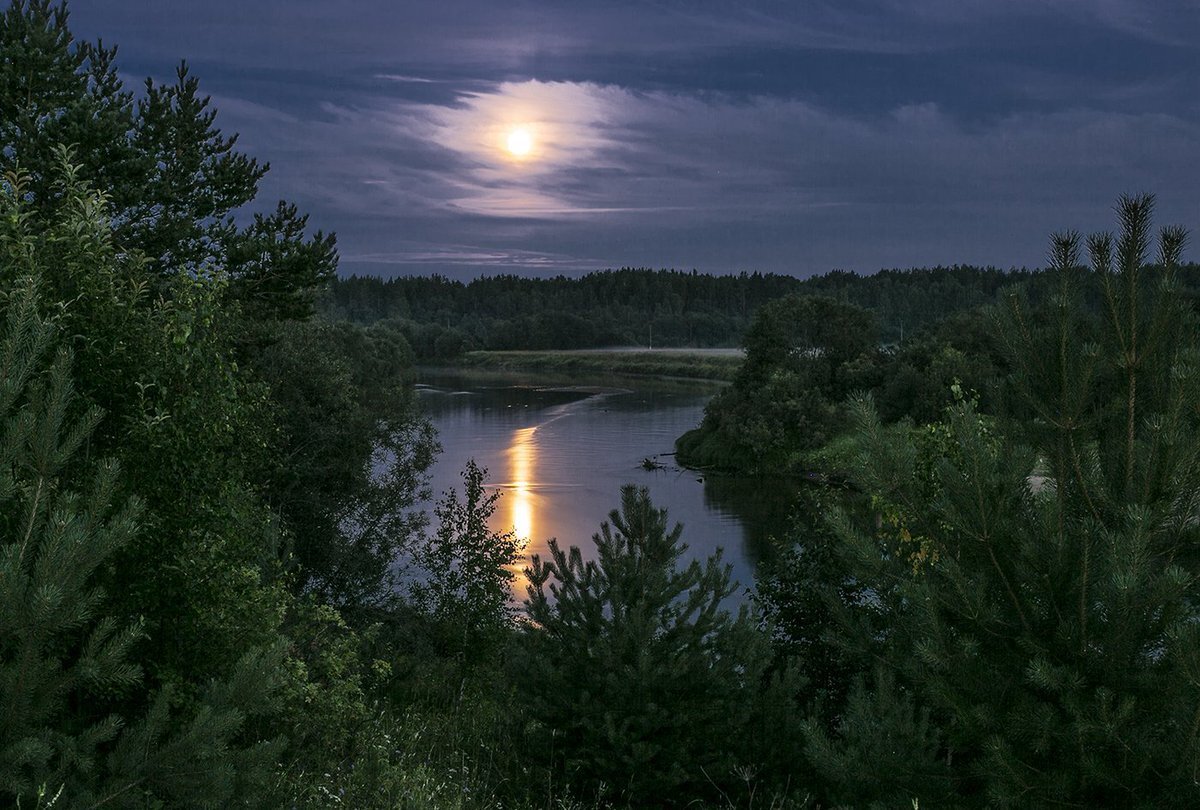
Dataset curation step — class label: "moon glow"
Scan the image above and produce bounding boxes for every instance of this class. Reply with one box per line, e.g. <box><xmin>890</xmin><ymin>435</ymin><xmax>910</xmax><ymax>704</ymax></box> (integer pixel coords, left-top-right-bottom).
<box><xmin>505</xmin><ymin>127</ymin><xmax>534</xmax><ymax>158</ymax></box>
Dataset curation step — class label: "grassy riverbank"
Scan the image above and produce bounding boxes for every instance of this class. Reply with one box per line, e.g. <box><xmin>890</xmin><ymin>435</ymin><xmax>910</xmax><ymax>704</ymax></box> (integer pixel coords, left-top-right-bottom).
<box><xmin>452</xmin><ymin>349</ymin><xmax>744</xmax><ymax>382</ymax></box>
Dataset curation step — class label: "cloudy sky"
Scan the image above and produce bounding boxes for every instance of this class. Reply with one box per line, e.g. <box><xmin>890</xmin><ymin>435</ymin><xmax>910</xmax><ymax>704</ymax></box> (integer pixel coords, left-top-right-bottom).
<box><xmin>70</xmin><ymin>1</ymin><xmax>1199</xmax><ymax>279</ymax></box>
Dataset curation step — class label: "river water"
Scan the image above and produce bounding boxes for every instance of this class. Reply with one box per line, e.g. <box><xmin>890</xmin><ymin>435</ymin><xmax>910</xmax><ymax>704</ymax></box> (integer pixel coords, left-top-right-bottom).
<box><xmin>415</xmin><ymin>370</ymin><xmax>796</xmax><ymax>603</ymax></box>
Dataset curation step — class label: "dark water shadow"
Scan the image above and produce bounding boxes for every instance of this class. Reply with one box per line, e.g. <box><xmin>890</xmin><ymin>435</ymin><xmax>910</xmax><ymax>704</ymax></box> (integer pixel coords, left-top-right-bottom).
<box><xmin>701</xmin><ymin>474</ymin><xmax>801</xmax><ymax>570</ymax></box>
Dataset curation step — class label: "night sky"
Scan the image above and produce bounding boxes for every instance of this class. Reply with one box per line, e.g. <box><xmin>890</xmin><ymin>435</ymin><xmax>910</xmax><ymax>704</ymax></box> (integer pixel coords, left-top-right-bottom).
<box><xmin>69</xmin><ymin>1</ymin><xmax>1200</xmax><ymax>279</ymax></box>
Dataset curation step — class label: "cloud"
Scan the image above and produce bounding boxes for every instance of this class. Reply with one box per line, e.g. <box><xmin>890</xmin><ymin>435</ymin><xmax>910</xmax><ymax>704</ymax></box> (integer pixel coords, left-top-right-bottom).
<box><xmin>214</xmin><ymin>71</ymin><xmax>1198</xmax><ymax>276</ymax></box>
<box><xmin>340</xmin><ymin>242</ymin><xmax>607</xmax><ymax>272</ymax></box>
<box><xmin>69</xmin><ymin>1</ymin><xmax>1200</xmax><ymax>278</ymax></box>
<box><xmin>375</xmin><ymin>74</ymin><xmax>440</xmax><ymax>84</ymax></box>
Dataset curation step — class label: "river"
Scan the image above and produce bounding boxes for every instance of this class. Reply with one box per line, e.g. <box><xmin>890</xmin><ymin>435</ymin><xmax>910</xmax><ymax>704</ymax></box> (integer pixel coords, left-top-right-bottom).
<box><xmin>415</xmin><ymin>369</ymin><xmax>795</xmax><ymax>603</ymax></box>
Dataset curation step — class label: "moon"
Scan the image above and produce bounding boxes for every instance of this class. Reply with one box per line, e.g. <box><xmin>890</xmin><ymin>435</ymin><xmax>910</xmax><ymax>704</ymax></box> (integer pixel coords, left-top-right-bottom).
<box><xmin>506</xmin><ymin>127</ymin><xmax>534</xmax><ymax>158</ymax></box>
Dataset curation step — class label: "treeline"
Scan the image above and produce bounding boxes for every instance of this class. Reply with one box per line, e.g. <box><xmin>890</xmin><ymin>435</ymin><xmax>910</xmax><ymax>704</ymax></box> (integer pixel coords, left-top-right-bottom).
<box><xmin>325</xmin><ymin>265</ymin><xmax>1031</xmax><ymax>358</ymax></box>
<box><xmin>677</xmin><ymin>296</ymin><xmax>1008</xmax><ymax>473</ymax></box>
<box><xmin>679</xmin><ymin>259</ymin><xmax>1200</xmax><ymax>474</ymax></box>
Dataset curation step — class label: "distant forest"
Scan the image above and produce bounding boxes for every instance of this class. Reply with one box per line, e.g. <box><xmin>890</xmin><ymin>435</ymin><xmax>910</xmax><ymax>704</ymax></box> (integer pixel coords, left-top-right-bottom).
<box><xmin>325</xmin><ymin>264</ymin><xmax>1200</xmax><ymax>358</ymax></box>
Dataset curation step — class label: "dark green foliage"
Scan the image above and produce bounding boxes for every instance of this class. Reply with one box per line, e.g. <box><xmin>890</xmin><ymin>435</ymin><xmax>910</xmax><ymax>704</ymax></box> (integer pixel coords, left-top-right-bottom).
<box><xmin>818</xmin><ymin>196</ymin><xmax>1200</xmax><ymax>807</ymax></box>
<box><xmin>0</xmin><ymin>277</ymin><xmax>137</xmax><ymax>800</ymax></box>
<box><xmin>1</xmin><ymin>161</ymin><xmax>290</xmax><ymax>691</ymax></box>
<box><xmin>327</xmin><ymin>265</ymin><xmax>1032</xmax><ymax>354</ymax></box>
<box><xmin>3</xmin><ymin>4</ymin><xmax>441</xmax><ymax>805</ymax></box>
<box><xmin>873</xmin><ymin>308</ymin><xmax>1009</xmax><ymax>425</ymax></box>
<box><xmin>227</xmin><ymin>201</ymin><xmax>337</xmax><ymax>323</ymax></box>
<box><xmin>0</xmin><ymin>278</ymin><xmax>285</xmax><ymax>807</ymax></box>
<box><xmin>0</xmin><ymin>1</ymin><xmax>141</xmax><ymax>216</ymax></box>
<box><xmin>755</xmin><ymin>486</ymin><xmax>869</xmax><ymax>719</ymax></box>
<box><xmin>409</xmin><ymin>461</ymin><xmax>523</xmax><ymax>661</ymax></box>
<box><xmin>86</xmin><ymin>646</ymin><xmax>287</xmax><ymax>808</ymax></box>
<box><xmin>802</xmin><ymin>669</ymin><xmax>951</xmax><ymax>809</ymax></box>
<box><xmin>680</xmin><ymin>294</ymin><xmax>1017</xmax><ymax>476</ymax></box>
<box><xmin>250</xmin><ymin>317</ymin><xmax>436</xmax><ymax>607</ymax></box>
<box><xmin>1</xmin><ymin>6</ymin><xmax>443</xmax><ymax>803</ymax></box>
<box><xmin>1</xmin><ymin>1</ymin><xmax>334</xmax><ymax>306</ymax></box>
<box><xmin>1</xmin><ymin>0</ymin><xmax>410</xmax><ymax>672</ymax></box>
<box><xmin>121</xmin><ymin>61</ymin><xmax>264</xmax><ymax>274</ymax></box>
<box><xmin>520</xmin><ymin>486</ymin><xmax>802</xmax><ymax>806</ymax></box>
<box><xmin>679</xmin><ymin>295</ymin><xmax>878</xmax><ymax>473</ymax></box>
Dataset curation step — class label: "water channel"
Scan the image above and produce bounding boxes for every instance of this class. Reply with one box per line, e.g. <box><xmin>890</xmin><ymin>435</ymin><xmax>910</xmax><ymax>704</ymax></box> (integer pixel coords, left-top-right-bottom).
<box><xmin>415</xmin><ymin>370</ymin><xmax>796</xmax><ymax>602</ymax></box>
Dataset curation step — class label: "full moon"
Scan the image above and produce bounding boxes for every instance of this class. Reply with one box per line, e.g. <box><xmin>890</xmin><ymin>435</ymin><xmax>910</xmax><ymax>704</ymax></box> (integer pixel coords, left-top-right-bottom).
<box><xmin>506</xmin><ymin>127</ymin><xmax>533</xmax><ymax>158</ymax></box>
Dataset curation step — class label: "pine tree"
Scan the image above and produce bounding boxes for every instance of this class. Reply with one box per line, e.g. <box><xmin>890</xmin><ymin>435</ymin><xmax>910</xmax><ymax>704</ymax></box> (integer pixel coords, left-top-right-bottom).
<box><xmin>0</xmin><ymin>0</ymin><xmax>140</xmax><ymax>216</ymax></box>
<box><xmin>817</xmin><ymin>195</ymin><xmax>1200</xmax><ymax>807</ymax></box>
<box><xmin>0</xmin><ymin>275</ymin><xmax>135</xmax><ymax>800</ymax></box>
<box><xmin>0</xmin><ymin>0</ymin><xmax>335</xmax><ymax>311</ymax></box>
<box><xmin>519</xmin><ymin>486</ymin><xmax>800</xmax><ymax>806</ymax></box>
<box><xmin>0</xmin><ymin>277</ymin><xmax>284</xmax><ymax>806</ymax></box>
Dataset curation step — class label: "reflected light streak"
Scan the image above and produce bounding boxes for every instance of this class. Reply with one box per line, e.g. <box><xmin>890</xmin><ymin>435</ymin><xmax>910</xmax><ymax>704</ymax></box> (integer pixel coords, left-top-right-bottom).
<box><xmin>509</xmin><ymin>426</ymin><xmax>536</xmax><ymax>541</ymax></box>
<box><xmin>506</xmin><ymin>426</ymin><xmax>537</xmax><ymax>594</ymax></box>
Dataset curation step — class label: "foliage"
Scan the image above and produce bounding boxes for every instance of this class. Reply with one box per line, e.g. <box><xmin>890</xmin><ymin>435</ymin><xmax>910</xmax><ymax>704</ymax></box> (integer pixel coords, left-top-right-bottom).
<box><xmin>1</xmin><ymin>161</ymin><xmax>290</xmax><ymax>691</ymax></box>
<box><xmin>0</xmin><ymin>277</ymin><xmax>285</xmax><ymax>807</ymax></box>
<box><xmin>754</xmin><ymin>485</ymin><xmax>870</xmax><ymax>721</ymax></box>
<box><xmin>817</xmin><ymin>195</ymin><xmax>1200</xmax><ymax>807</ymax></box>
<box><xmin>408</xmin><ymin>461</ymin><xmax>523</xmax><ymax>661</ymax></box>
<box><xmin>519</xmin><ymin>486</ymin><xmax>802</xmax><ymax>807</ymax></box>
<box><xmin>0</xmin><ymin>0</ymin><xmax>139</xmax><ymax>218</ymax></box>
<box><xmin>3</xmin><ymin>3</ymin><xmax>436</xmax><ymax>805</ymax></box>
<box><xmin>801</xmin><ymin>668</ymin><xmax>951</xmax><ymax>809</ymax></box>
<box><xmin>250</xmin><ymin>317</ymin><xmax>436</xmax><ymax>607</ymax></box>
<box><xmin>873</xmin><ymin>309</ymin><xmax>1009</xmax><ymax>426</ymax></box>
<box><xmin>678</xmin><ymin>295</ymin><xmax>878</xmax><ymax>473</ymax></box>
<box><xmin>0</xmin><ymin>1</ymin><xmax>335</xmax><ymax>307</ymax></box>
<box><xmin>328</xmin><ymin>265</ymin><xmax>1035</xmax><ymax>353</ymax></box>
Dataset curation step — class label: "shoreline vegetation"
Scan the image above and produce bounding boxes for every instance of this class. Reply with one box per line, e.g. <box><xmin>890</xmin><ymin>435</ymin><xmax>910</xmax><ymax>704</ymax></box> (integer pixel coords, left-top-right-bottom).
<box><xmin>448</xmin><ymin>347</ymin><xmax>744</xmax><ymax>381</ymax></box>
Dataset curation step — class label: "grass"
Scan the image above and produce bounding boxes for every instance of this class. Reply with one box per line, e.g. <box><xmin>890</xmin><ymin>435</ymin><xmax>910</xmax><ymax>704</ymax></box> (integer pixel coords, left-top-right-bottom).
<box><xmin>452</xmin><ymin>349</ymin><xmax>743</xmax><ymax>382</ymax></box>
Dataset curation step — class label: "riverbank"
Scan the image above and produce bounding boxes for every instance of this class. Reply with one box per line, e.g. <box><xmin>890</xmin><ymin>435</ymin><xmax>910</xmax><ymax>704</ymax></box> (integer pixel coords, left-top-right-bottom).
<box><xmin>450</xmin><ymin>349</ymin><xmax>744</xmax><ymax>382</ymax></box>
<box><xmin>676</xmin><ymin>422</ymin><xmax>858</xmax><ymax>484</ymax></box>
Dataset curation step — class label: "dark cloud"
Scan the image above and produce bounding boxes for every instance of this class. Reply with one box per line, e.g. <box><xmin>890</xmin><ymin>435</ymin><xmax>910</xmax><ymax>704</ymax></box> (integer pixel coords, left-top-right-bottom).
<box><xmin>68</xmin><ymin>0</ymin><xmax>1200</xmax><ymax>278</ymax></box>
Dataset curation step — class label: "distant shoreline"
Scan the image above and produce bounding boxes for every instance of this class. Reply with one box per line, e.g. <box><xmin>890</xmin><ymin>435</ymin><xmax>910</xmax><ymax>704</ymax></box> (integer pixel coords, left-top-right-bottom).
<box><xmin>442</xmin><ymin>348</ymin><xmax>743</xmax><ymax>382</ymax></box>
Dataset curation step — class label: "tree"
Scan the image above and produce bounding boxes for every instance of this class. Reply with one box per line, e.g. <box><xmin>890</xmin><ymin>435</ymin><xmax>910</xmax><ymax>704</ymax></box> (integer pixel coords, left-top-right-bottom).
<box><xmin>740</xmin><ymin>294</ymin><xmax>877</xmax><ymax>391</ymax></box>
<box><xmin>1</xmin><ymin>5</ymin><xmax>442</xmax><ymax>804</ymax></box>
<box><xmin>1</xmin><ymin>1</ymin><xmax>334</xmax><ymax>310</ymax></box>
<box><xmin>408</xmin><ymin>461</ymin><xmax>523</xmax><ymax>661</ymax></box>
<box><xmin>6</xmin><ymin>159</ymin><xmax>294</xmax><ymax>688</ymax></box>
<box><xmin>519</xmin><ymin>486</ymin><xmax>800</xmax><ymax>806</ymax></box>
<box><xmin>0</xmin><ymin>0</ymin><xmax>140</xmax><ymax>217</ymax></box>
<box><xmin>1</xmin><ymin>0</ymin><xmax>406</xmax><ymax>668</ymax></box>
<box><xmin>227</xmin><ymin>201</ymin><xmax>338</xmax><ymax>324</ymax></box>
<box><xmin>0</xmin><ymin>277</ymin><xmax>284</xmax><ymax>807</ymax></box>
<box><xmin>251</xmin><ymin>318</ymin><xmax>436</xmax><ymax>608</ymax></box>
<box><xmin>677</xmin><ymin>295</ymin><xmax>878</xmax><ymax>473</ymax></box>
<box><xmin>815</xmin><ymin>195</ymin><xmax>1200</xmax><ymax>806</ymax></box>
<box><xmin>755</xmin><ymin>485</ymin><xmax>869</xmax><ymax>718</ymax></box>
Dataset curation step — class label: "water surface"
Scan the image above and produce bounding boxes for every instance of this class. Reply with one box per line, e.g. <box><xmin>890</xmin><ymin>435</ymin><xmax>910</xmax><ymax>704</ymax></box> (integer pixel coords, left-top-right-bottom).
<box><xmin>416</xmin><ymin>370</ymin><xmax>795</xmax><ymax>602</ymax></box>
